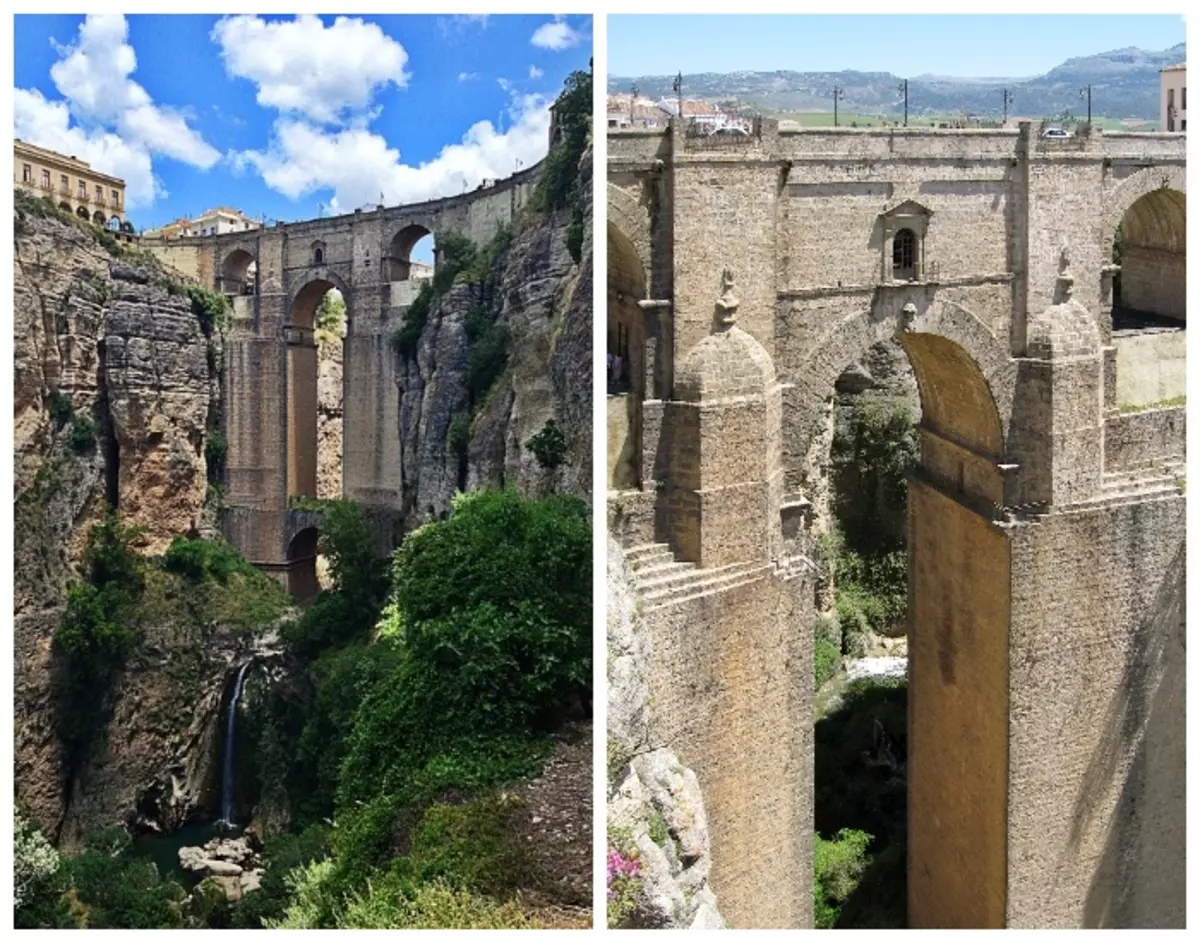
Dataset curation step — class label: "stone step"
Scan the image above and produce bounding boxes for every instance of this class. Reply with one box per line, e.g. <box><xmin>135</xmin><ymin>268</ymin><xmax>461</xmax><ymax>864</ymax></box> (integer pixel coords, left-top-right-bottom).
<box><xmin>1060</xmin><ymin>485</ymin><xmax>1181</xmax><ymax>514</ymax></box>
<box><xmin>637</xmin><ymin>562</ymin><xmax>745</xmax><ymax>593</ymax></box>
<box><xmin>632</xmin><ymin>560</ymin><xmax>695</xmax><ymax>582</ymax></box>
<box><xmin>641</xmin><ymin>563</ymin><xmax>764</xmax><ymax>605</ymax></box>
<box><xmin>645</xmin><ymin>570</ymin><xmax>771</xmax><ymax>613</ymax></box>
<box><xmin>625</xmin><ymin>543</ymin><xmax>672</xmax><ymax>566</ymax></box>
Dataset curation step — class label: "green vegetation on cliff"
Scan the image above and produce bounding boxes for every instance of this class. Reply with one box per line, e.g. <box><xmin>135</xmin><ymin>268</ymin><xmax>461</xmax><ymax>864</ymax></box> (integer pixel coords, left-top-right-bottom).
<box><xmin>240</xmin><ymin>490</ymin><xmax>590</xmax><ymax>928</ymax></box>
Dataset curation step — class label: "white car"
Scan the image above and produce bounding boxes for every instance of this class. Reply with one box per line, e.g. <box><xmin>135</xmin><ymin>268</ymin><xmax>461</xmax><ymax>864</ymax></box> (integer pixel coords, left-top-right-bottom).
<box><xmin>1042</xmin><ymin>127</ymin><xmax>1073</xmax><ymax>139</ymax></box>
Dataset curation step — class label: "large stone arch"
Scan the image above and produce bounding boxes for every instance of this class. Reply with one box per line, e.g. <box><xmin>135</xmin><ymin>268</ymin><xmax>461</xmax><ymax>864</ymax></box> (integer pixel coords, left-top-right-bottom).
<box><xmin>608</xmin><ymin>182</ymin><xmax>653</xmax><ymax>281</ymax></box>
<box><xmin>288</xmin><ymin>270</ymin><xmax>352</xmax><ymax>329</ymax></box>
<box><xmin>787</xmin><ymin>298</ymin><xmax>1013</xmax><ymax>460</ymax></box>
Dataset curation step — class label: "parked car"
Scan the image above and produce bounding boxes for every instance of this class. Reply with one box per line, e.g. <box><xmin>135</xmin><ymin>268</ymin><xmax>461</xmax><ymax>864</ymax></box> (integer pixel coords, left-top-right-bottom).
<box><xmin>1042</xmin><ymin>127</ymin><xmax>1073</xmax><ymax>139</ymax></box>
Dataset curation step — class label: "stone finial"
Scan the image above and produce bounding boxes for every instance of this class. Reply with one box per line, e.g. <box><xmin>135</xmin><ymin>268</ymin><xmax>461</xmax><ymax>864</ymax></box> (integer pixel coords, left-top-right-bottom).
<box><xmin>1056</xmin><ymin>247</ymin><xmax>1075</xmax><ymax>302</ymax></box>
<box><xmin>716</xmin><ymin>267</ymin><xmax>739</xmax><ymax>328</ymax></box>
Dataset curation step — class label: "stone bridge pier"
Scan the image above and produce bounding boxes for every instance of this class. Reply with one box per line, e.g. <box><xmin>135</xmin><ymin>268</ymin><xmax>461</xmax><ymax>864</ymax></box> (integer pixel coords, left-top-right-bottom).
<box><xmin>607</xmin><ymin>119</ymin><xmax>1185</xmax><ymax>928</ymax></box>
<box><xmin>153</xmin><ymin>165</ymin><xmax>541</xmax><ymax>596</ymax></box>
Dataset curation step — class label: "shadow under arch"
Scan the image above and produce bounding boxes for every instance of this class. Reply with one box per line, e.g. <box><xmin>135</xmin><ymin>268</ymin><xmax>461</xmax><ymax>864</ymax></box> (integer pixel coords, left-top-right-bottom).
<box><xmin>286</xmin><ymin>526</ymin><xmax>320</xmax><ymax>602</ymax></box>
<box><xmin>608</xmin><ymin>220</ymin><xmax>649</xmax><ymax>491</ymax></box>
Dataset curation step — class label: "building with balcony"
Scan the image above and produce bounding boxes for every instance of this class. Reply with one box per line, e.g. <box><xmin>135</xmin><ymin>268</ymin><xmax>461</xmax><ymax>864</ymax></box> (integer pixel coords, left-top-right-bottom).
<box><xmin>1161</xmin><ymin>62</ymin><xmax>1186</xmax><ymax>131</ymax></box>
<box><xmin>14</xmin><ymin>139</ymin><xmax>129</xmax><ymax>229</ymax></box>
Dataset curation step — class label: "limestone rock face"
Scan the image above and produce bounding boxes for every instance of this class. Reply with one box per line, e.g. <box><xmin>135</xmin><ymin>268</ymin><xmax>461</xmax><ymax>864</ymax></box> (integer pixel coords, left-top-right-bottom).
<box><xmin>316</xmin><ymin>327</ymin><xmax>344</xmax><ymax>500</ymax></box>
<box><xmin>11</xmin><ymin>209</ymin><xmax>247</xmax><ymax>846</ymax></box>
<box><xmin>606</xmin><ymin>540</ymin><xmax>724</xmax><ymax>929</ymax></box>
<box><xmin>396</xmin><ymin>148</ymin><xmax>593</xmax><ymax>526</ymax></box>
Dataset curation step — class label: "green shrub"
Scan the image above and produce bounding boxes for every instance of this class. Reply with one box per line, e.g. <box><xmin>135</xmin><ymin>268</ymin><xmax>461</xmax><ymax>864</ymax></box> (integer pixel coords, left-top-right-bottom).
<box><xmin>340</xmin><ymin>878</ymin><xmax>536</xmax><ymax>929</ymax></box>
<box><xmin>205</xmin><ymin>431</ymin><xmax>227</xmax><ymax>482</ymax></box>
<box><xmin>391</xmin><ymin>282</ymin><xmax>434</xmax><ymax>357</ymax></box>
<box><xmin>813</xmin><ymin>828</ymin><xmax>873</xmax><ymax>928</ymax></box>
<box><xmin>162</xmin><ymin>537</ymin><xmax>250</xmax><ymax>583</ymax></box>
<box><xmin>49</xmin><ymin>388</ymin><xmax>74</xmax><ymax>428</ymax></box>
<box><xmin>316</xmin><ymin>290</ymin><xmax>346</xmax><ymax>333</ymax></box>
<box><xmin>69</xmin><ymin>413</ymin><xmax>96</xmax><ymax>453</ymax></box>
<box><xmin>466</xmin><ymin>323</ymin><xmax>508</xmax><ymax>402</ymax></box>
<box><xmin>391</xmin><ymin>795</ymin><xmax>531</xmax><ymax>896</ymax></box>
<box><xmin>566</xmin><ymin>205</ymin><xmax>584</xmax><ymax>264</ymax></box>
<box><xmin>534</xmin><ymin>70</ymin><xmax>592</xmax><ymax>213</ymax></box>
<box><xmin>814</xmin><ymin>636</ymin><xmax>841</xmax><ymax>689</ymax></box>
<box><xmin>187</xmin><ymin>285</ymin><xmax>229</xmax><ymax>338</ymax></box>
<box><xmin>526</xmin><ymin>419</ymin><xmax>568</xmax><ymax>470</ymax></box>
<box><xmin>448</xmin><ymin>412</ymin><xmax>470</xmax><ymax>461</ymax></box>
<box><xmin>52</xmin><ymin>513</ymin><xmax>146</xmax><ymax>767</ymax></box>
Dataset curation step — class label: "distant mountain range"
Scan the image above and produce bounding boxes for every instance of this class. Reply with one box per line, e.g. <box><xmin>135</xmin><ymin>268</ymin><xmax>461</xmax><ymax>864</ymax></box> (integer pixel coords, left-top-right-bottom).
<box><xmin>609</xmin><ymin>44</ymin><xmax>1185</xmax><ymax>121</ymax></box>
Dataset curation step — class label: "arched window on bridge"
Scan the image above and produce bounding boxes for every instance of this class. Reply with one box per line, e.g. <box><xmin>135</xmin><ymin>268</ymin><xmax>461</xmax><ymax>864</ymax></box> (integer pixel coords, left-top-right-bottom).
<box><xmin>311</xmin><ymin>242</ymin><xmax>325</xmax><ymax>266</ymax></box>
<box><xmin>879</xmin><ymin>200</ymin><xmax>931</xmax><ymax>284</ymax></box>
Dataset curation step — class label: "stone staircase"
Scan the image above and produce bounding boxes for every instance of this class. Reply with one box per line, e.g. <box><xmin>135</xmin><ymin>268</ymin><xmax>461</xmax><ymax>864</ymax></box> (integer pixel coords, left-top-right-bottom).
<box><xmin>624</xmin><ymin>542</ymin><xmax>769</xmax><ymax>613</ymax></box>
<box><xmin>1060</xmin><ymin>463</ymin><xmax>1184</xmax><ymax>514</ymax></box>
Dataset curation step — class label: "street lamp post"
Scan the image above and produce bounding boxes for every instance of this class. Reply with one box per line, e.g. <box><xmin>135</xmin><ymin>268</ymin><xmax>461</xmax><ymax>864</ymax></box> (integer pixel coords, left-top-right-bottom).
<box><xmin>833</xmin><ymin>85</ymin><xmax>843</xmax><ymax>127</ymax></box>
<box><xmin>1080</xmin><ymin>85</ymin><xmax>1092</xmax><ymax>126</ymax></box>
<box><xmin>898</xmin><ymin>79</ymin><xmax>908</xmax><ymax>127</ymax></box>
<box><xmin>673</xmin><ymin>71</ymin><xmax>684</xmax><ymax>125</ymax></box>
<box><xmin>630</xmin><ymin>83</ymin><xmax>638</xmax><ymax>126</ymax></box>
<box><xmin>1002</xmin><ymin>88</ymin><xmax>1014</xmax><ymax>125</ymax></box>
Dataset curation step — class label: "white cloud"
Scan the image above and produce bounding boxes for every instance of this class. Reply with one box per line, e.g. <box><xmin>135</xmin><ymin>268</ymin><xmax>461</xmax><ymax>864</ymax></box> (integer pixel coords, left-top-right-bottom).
<box><xmin>497</xmin><ymin>77</ymin><xmax>512</xmax><ymax>92</ymax></box>
<box><xmin>529</xmin><ymin>65</ymin><xmax>544</xmax><ymax>80</ymax></box>
<box><xmin>232</xmin><ymin>93</ymin><xmax>552</xmax><ymax>210</ymax></box>
<box><xmin>211</xmin><ymin>14</ymin><xmax>409</xmax><ymax>125</ymax></box>
<box><xmin>13</xmin><ymin>14</ymin><xmax>218</xmax><ymax>210</ymax></box>
<box><xmin>458</xmin><ymin>72</ymin><xmax>479</xmax><ymax>82</ymax></box>
<box><xmin>530</xmin><ymin>15</ymin><xmax>581</xmax><ymax>52</ymax></box>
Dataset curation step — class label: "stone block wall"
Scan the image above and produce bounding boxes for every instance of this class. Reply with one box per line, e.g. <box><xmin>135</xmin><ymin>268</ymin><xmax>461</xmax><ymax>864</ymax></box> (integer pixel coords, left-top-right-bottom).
<box><xmin>640</xmin><ymin>571</ymin><xmax>813</xmax><ymax>929</ymax></box>
<box><xmin>1103</xmin><ymin>405</ymin><xmax>1185</xmax><ymax>472</ymax></box>
<box><xmin>1113</xmin><ymin>329</ymin><xmax>1186</xmax><ymax>407</ymax></box>
<box><xmin>1006</xmin><ymin>496</ymin><xmax>1185</xmax><ymax>928</ymax></box>
<box><xmin>908</xmin><ymin>479</ymin><xmax>1011</xmax><ymax>928</ymax></box>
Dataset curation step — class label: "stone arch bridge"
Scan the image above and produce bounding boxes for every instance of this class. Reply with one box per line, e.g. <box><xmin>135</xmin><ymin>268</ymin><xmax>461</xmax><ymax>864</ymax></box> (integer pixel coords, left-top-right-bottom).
<box><xmin>607</xmin><ymin>120</ymin><xmax>1185</xmax><ymax>928</ymax></box>
<box><xmin>146</xmin><ymin>164</ymin><xmax>540</xmax><ymax>596</ymax></box>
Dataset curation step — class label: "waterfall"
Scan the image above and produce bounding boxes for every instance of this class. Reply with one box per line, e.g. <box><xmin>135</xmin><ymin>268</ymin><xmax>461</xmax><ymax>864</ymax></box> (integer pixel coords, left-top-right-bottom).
<box><xmin>220</xmin><ymin>660</ymin><xmax>252</xmax><ymax>827</ymax></box>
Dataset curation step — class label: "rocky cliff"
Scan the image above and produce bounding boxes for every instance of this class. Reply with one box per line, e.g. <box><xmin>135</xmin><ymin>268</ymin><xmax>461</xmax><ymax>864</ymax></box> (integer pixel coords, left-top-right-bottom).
<box><xmin>396</xmin><ymin>149</ymin><xmax>592</xmax><ymax>525</ymax></box>
<box><xmin>12</xmin><ymin>202</ymin><xmax>264</xmax><ymax>846</ymax></box>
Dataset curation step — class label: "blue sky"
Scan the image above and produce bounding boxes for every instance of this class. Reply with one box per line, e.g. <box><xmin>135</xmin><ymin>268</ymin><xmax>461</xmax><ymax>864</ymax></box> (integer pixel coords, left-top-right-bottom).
<box><xmin>608</xmin><ymin>15</ymin><xmax>1185</xmax><ymax>79</ymax></box>
<box><xmin>14</xmin><ymin>13</ymin><xmax>592</xmax><ymax>246</ymax></box>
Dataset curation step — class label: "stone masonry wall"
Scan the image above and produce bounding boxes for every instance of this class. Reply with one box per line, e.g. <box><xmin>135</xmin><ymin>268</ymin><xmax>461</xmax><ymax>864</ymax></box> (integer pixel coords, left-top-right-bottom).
<box><xmin>1006</xmin><ymin>496</ymin><xmax>1185</xmax><ymax>928</ymax></box>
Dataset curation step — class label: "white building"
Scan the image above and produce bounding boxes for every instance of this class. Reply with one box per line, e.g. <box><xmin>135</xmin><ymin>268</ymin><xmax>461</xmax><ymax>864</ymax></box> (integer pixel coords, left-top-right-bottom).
<box><xmin>1161</xmin><ymin>62</ymin><xmax>1186</xmax><ymax>132</ymax></box>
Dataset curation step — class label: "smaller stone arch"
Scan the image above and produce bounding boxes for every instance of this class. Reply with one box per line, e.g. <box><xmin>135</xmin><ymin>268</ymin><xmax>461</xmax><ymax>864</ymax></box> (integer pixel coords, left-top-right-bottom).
<box><xmin>386</xmin><ymin>223</ymin><xmax>434</xmax><ymax>280</ymax></box>
<box><xmin>1101</xmin><ymin>164</ymin><xmax>1185</xmax><ymax>264</ymax></box>
<box><xmin>607</xmin><ymin>182</ymin><xmax>653</xmax><ymax>281</ymax></box>
<box><xmin>76</xmin><ymin>206</ymin><xmax>89</xmax><ymax>220</ymax></box>
<box><xmin>58</xmin><ymin>201</ymin><xmax>72</xmax><ymax>213</ymax></box>
<box><xmin>120</xmin><ymin>220</ymin><xmax>135</xmax><ymax>234</ymax></box>
<box><xmin>219</xmin><ymin>248</ymin><xmax>257</xmax><ymax>295</ymax></box>
<box><xmin>288</xmin><ymin>272</ymin><xmax>352</xmax><ymax>328</ymax></box>
<box><xmin>286</xmin><ymin>527</ymin><xmax>320</xmax><ymax>601</ymax></box>
<box><xmin>92</xmin><ymin>210</ymin><xmax>105</xmax><ymax>226</ymax></box>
